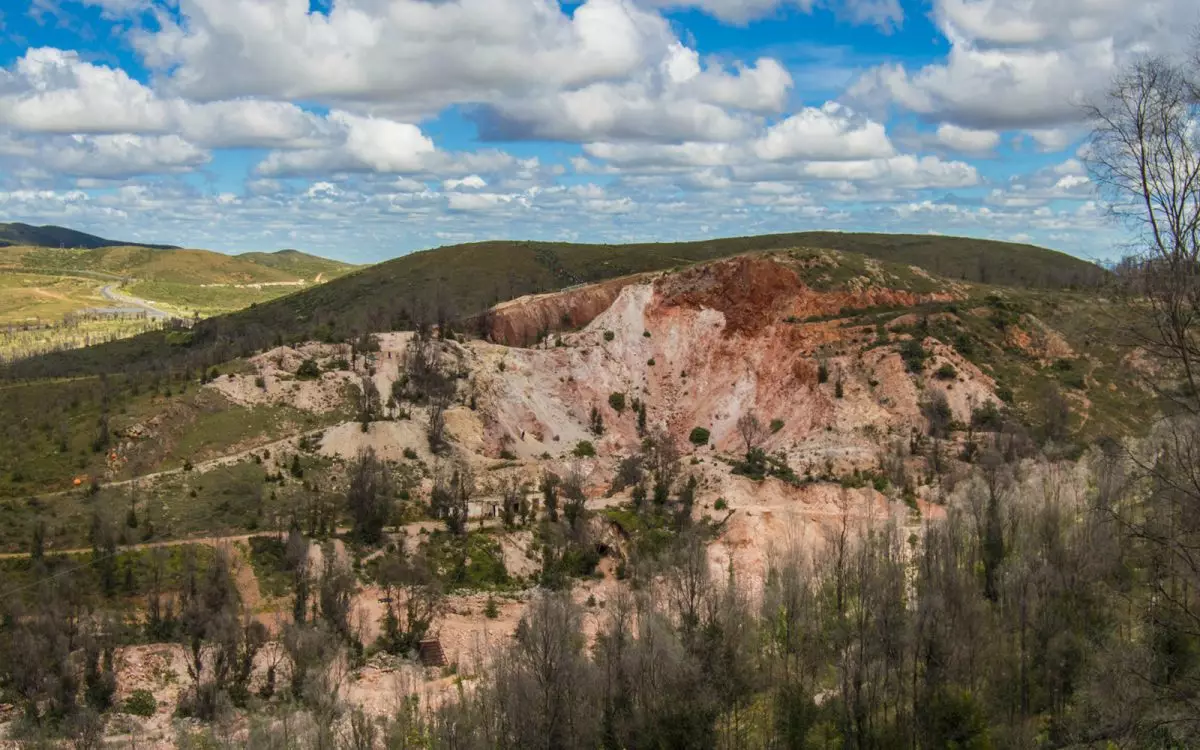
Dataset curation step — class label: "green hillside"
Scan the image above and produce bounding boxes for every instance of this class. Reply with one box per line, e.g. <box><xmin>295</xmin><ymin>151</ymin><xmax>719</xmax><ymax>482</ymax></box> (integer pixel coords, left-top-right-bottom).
<box><xmin>236</xmin><ymin>249</ymin><xmax>357</xmax><ymax>281</ymax></box>
<box><xmin>0</xmin><ymin>222</ymin><xmax>177</xmax><ymax>250</ymax></box>
<box><xmin>2</xmin><ymin>231</ymin><xmax>1106</xmax><ymax>380</ymax></box>
<box><xmin>1</xmin><ymin>244</ymin><xmax>300</xmax><ymax>285</ymax></box>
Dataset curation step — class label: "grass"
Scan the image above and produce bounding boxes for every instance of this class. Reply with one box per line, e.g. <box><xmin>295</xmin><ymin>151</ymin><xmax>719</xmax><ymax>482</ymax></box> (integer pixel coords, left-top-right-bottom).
<box><xmin>880</xmin><ymin>288</ymin><xmax>1156</xmax><ymax>442</ymax></box>
<box><xmin>235</xmin><ymin>249</ymin><xmax>356</xmax><ymax>281</ymax></box>
<box><xmin>124</xmin><ymin>280</ymin><xmax>292</xmax><ymax>317</ymax></box>
<box><xmin>246</xmin><ymin>535</ymin><xmax>294</xmax><ymax>599</ymax></box>
<box><xmin>423</xmin><ymin>530</ymin><xmax>512</xmax><ymax>591</ymax></box>
<box><xmin>0</xmin><ymin>272</ymin><xmax>108</xmax><ymax>322</ymax></box>
<box><xmin>0</xmin><ymin>369</ymin><xmax>347</xmax><ymax>501</ymax></box>
<box><xmin>4</xmin><ymin>231</ymin><xmax>1106</xmax><ymax>380</ymax></box>
<box><xmin>0</xmin><ymin>241</ymin><xmax>353</xmax><ymax>365</ymax></box>
<box><xmin>0</xmin><ymin>544</ymin><xmax>215</xmax><ymax>606</ymax></box>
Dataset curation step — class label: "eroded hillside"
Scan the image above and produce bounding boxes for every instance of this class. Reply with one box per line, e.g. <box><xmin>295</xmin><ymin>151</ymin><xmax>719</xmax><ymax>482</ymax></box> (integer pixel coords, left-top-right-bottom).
<box><xmin>0</xmin><ymin>248</ymin><xmax>1149</xmax><ymax>746</ymax></box>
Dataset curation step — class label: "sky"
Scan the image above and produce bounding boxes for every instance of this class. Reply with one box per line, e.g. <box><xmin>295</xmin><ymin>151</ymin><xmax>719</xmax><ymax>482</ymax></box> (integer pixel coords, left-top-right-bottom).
<box><xmin>0</xmin><ymin>0</ymin><xmax>1194</xmax><ymax>263</ymax></box>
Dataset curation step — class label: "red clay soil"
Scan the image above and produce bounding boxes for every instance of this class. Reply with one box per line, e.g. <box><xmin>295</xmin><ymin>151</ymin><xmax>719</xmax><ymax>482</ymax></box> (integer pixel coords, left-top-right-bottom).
<box><xmin>655</xmin><ymin>255</ymin><xmax>805</xmax><ymax>335</ymax></box>
<box><xmin>654</xmin><ymin>255</ymin><xmax>953</xmax><ymax>337</ymax></box>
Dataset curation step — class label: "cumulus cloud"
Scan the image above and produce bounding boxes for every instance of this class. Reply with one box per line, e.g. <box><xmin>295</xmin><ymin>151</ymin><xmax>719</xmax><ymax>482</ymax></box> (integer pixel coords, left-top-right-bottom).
<box><xmin>136</xmin><ymin>0</ymin><xmax>673</xmax><ymax>109</ymax></box>
<box><xmin>752</xmin><ymin>103</ymin><xmax>894</xmax><ymax>161</ymax></box>
<box><xmin>472</xmin><ymin>48</ymin><xmax>791</xmax><ymax>143</ymax></box>
<box><xmin>0</xmin><ymin>48</ymin><xmax>332</xmax><ymax>149</ymax></box>
<box><xmin>848</xmin><ymin>0</ymin><xmax>1199</xmax><ymax>133</ymax></box>
<box><xmin>0</xmin><ymin>132</ymin><xmax>210</xmax><ymax>177</ymax></box>
<box><xmin>255</xmin><ymin>112</ymin><xmax>435</xmax><ymax>176</ymax></box>
<box><xmin>640</xmin><ymin>0</ymin><xmax>903</xmax><ymax>30</ymax></box>
<box><xmin>935</xmin><ymin>123</ymin><xmax>1000</xmax><ymax>154</ymax></box>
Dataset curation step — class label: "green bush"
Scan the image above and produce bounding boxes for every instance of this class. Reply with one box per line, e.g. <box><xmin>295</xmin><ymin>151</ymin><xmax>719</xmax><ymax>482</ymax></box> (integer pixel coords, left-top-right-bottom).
<box><xmin>425</xmin><ymin>531</ymin><xmax>511</xmax><ymax>590</ymax></box>
<box><xmin>603</xmin><ymin>330</ymin><xmax>615</xmax><ymax>342</ymax></box>
<box><xmin>124</xmin><ymin>689</ymin><xmax>157</xmax><ymax>717</ymax></box>
<box><xmin>484</xmin><ymin>596</ymin><xmax>500</xmax><ymax>619</ymax></box>
<box><xmin>770</xmin><ymin>419</ymin><xmax>784</xmax><ymax>433</ymax></box>
<box><xmin>714</xmin><ymin>498</ymin><xmax>728</xmax><ymax>511</ymax></box>
<box><xmin>403</xmin><ymin>447</ymin><xmax>418</xmax><ymax>460</ymax></box>
<box><xmin>574</xmin><ymin>440</ymin><xmax>596</xmax><ymax>458</ymax></box>
<box><xmin>689</xmin><ymin>427</ymin><xmax>711</xmax><ymax>446</ymax></box>
<box><xmin>936</xmin><ymin>363</ymin><xmax>958</xmax><ymax>380</ymax></box>
<box><xmin>900</xmin><ymin>339</ymin><xmax>928</xmax><ymax>373</ymax></box>
<box><xmin>296</xmin><ymin>359</ymin><xmax>321</xmax><ymax>379</ymax></box>
<box><xmin>608</xmin><ymin>392</ymin><xmax>626</xmax><ymax>414</ymax></box>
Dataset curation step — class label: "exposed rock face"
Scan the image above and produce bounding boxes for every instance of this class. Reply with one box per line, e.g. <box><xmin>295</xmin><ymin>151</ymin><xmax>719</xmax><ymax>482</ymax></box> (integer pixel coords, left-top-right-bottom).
<box><xmin>482</xmin><ymin>275</ymin><xmax>648</xmax><ymax>346</ymax></box>
<box><xmin>467</xmin><ymin>253</ymin><xmax>994</xmax><ymax>472</ymax></box>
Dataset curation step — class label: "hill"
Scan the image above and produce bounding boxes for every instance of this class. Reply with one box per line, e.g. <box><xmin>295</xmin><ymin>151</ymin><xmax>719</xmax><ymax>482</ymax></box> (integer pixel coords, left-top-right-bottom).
<box><xmin>0</xmin><ymin>245</ymin><xmax>1159</xmax><ymax>749</ymax></box>
<box><xmin>1</xmin><ymin>244</ymin><xmax>302</xmax><ymax>285</ymax></box>
<box><xmin>0</xmin><ymin>222</ymin><xmax>178</xmax><ymax>250</ymax></box>
<box><xmin>0</xmin><ymin>241</ymin><xmax>357</xmax><ymax>363</ymax></box>
<box><xmin>0</xmin><ymin>231</ymin><xmax>1106</xmax><ymax>379</ymax></box>
<box><xmin>236</xmin><ymin>249</ymin><xmax>357</xmax><ymax>281</ymax></box>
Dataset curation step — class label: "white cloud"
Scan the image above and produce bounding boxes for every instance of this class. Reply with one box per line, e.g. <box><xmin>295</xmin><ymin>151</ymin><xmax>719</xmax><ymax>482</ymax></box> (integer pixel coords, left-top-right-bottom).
<box><xmin>0</xmin><ymin>48</ymin><xmax>171</xmax><ymax>133</ymax></box>
<box><xmin>1024</xmin><ymin>128</ymin><xmax>1081</xmax><ymax>152</ymax></box>
<box><xmin>0</xmin><ymin>48</ymin><xmax>332</xmax><ymax>149</ymax></box>
<box><xmin>136</xmin><ymin>0</ymin><xmax>673</xmax><ymax>110</ymax></box>
<box><xmin>443</xmin><ymin>175</ymin><xmax>487</xmax><ymax>190</ymax></box>
<box><xmin>935</xmin><ymin>123</ymin><xmax>999</xmax><ymax>153</ymax></box>
<box><xmin>848</xmin><ymin>0</ymin><xmax>1199</xmax><ymax>132</ymax></box>
<box><xmin>640</xmin><ymin>0</ymin><xmax>903</xmax><ymax>31</ymax></box>
<box><xmin>256</xmin><ymin>112</ymin><xmax>435</xmax><ymax>176</ymax></box>
<box><xmin>0</xmin><ymin>132</ymin><xmax>209</xmax><ymax>177</ymax></box>
<box><xmin>752</xmin><ymin>103</ymin><xmax>894</xmax><ymax>161</ymax></box>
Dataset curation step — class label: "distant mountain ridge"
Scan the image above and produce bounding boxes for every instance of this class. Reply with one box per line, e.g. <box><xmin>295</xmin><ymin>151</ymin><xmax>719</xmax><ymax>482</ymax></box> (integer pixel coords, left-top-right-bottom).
<box><xmin>0</xmin><ymin>222</ymin><xmax>179</xmax><ymax>250</ymax></box>
<box><xmin>2</xmin><ymin>230</ymin><xmax>1107</xmax><ymax>380</ymax></box>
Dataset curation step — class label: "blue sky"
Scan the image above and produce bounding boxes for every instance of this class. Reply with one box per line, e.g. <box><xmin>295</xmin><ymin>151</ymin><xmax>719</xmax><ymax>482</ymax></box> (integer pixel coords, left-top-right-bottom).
<box><xmin>0</xmin><ymin>0</ymin><xmax>1194</xmax><ymax>263</ymax></box>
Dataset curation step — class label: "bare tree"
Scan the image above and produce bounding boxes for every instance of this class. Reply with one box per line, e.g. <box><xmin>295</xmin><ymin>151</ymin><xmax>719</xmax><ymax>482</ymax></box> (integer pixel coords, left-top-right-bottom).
<box><xmin>1086</xmin><ymin>54</ymin><xmax>1200</xmax><ymax>413</ymax></box>
<box><xmin>377</xmin><ymin>552</ymin><xmax>443</xmax><ymax>656</ymax></box>
<box><xmin>431</xmin><ymin>461</ymin><xmax>472</xmax><ymax>535</ymax></box>
<box><xmin>346</xmin><ymin>448</ymin><xmax>393</xmax><ymax>544</ymax></box>
<box><xmin>736</xmin><ymin>411</ymin><xmax>769</xmax><ymax>454</ymax></box>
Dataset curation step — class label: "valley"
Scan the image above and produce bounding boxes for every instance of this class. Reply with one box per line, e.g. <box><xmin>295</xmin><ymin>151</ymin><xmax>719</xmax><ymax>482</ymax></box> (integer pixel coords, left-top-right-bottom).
<box><xmin>0</xmin><ymin>232</ymin><xmax>357</xmax><ymax>362</ymax></box>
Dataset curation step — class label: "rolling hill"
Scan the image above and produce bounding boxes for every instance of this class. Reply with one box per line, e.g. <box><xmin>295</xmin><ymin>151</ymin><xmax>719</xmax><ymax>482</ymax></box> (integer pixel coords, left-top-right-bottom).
<box><xmin>236</xmin><ymin>249</ymin><xmax>357</xmax><ymax>281</ymax></box>
<box><xmin>1</xmin><ymin>231</ymin><xmax>1107</xmax><ymax>380</ymax></box>
<box><xmin>0</xmin><ymin>222</ymin><xmax>178</xmax><ymax>250</ymax></box>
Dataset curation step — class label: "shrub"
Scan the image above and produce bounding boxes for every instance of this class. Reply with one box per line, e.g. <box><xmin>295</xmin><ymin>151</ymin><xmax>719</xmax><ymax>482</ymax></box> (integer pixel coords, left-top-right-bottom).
<box><xmin>714</xmin><ymin>498</ymin><xmax>728</xmax><ymax>511</ymax></box>
<box><xmin>403</xmin><ymin>447</ymin><xmax>419</xmax><ymax>460</ymax></box>
<box><xmin>608</xmin><ymin>392</ymin><xmax>626</xmax><ymax>414</ymax></box>
<box><xmin>936</xmin><ymin>363</ymin><xmax>958</xmax><ymax>380</ymax></box>
<box><xmin>835</xmin><ymin>379</ymin><xmax>844</xmax><ymax>399</ymax></box>
<box><xmin>647</xmin><ymin>358</ymin><xmax>656</xmax><ymax>366</ymax></box>
<box><xmin>603</xmin><ymin>330</ymin><xmax>615</xmax><ymax>342</ymax></box>
<box><xmin>643</xmin><ymin>331</ymin><xmax>651</xmax><ymax>338</ymax></box>
<box><xmin>817</xmin><ymin>361</ymin><xmax>829</xmax><ymax>383</ymax></box>
<box><xmin>296</xmin><ymin>359</ymin><xmax>321</xmax><ymax>379</ymax></box>
<box><xmin>254</xmin><ymin>376</ymin><xmax>266</xmax><ymax>389</ymax></box>
<box><xmin>124</xmin><ymin>689</ymin><xmax>157</xmax><ymax>717</ymax></box>
<box><xmin>573</xmin><ymin>441</ymin><xmax>596</xmax><ymax>458</ymax></box>
<box><xmin>484</xmin><ymin>596</ymin><xmax>500</xmax><ymax>619</ymax></box>
<box><xmin>689</xmin><ymin>427</ymin><xmax>711</xmax><ymax>446</ymax></box>
<box><xmin>770</xmin><ymin>419</ymin><xmax>784</xmax><ymax>433</ymax></box>
<box><xmin>499</xmin><ymin>449</ymin><xmax>516</xmax><ymax>460</ymax></box>
<box><xmin>900</xmin><ymin>339</ymin><xmax>928</xmax><ymax>373</ymax></box>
